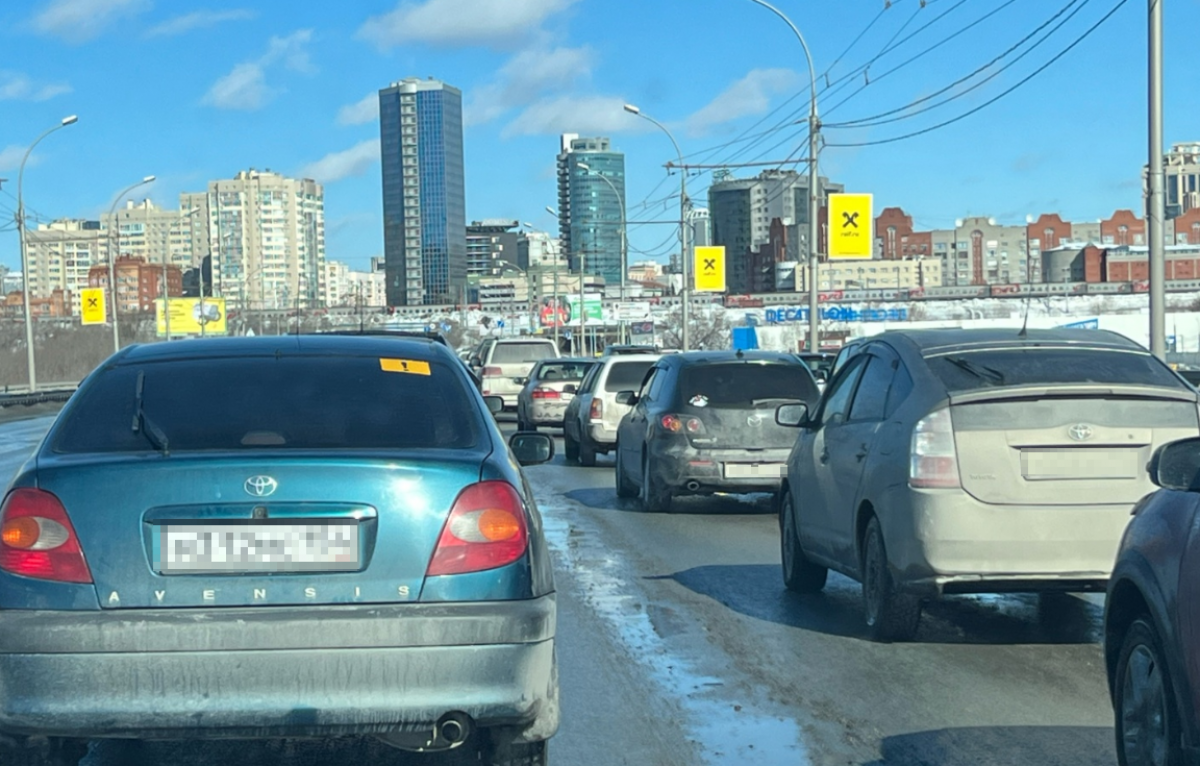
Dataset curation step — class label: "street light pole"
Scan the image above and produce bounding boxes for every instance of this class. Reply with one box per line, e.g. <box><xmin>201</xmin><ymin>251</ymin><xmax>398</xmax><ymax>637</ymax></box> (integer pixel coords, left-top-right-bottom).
<box><xmin>749</xmin><ymin>0</ymin><xmax>821</xmax><ymax>353</ymax></box>
<box><xmin>577</xmin><ymin>161</ymin><xmax>627</xmax><ymax>344</ymax></box>
<box><xmin>1148</xmin><ymin>0</ymin><xmax>1166</xmax><ymax>359</ymax></box>
<box><xmin>15</xmin><ymin>115</ymin><xmax>77</xmax><ymax>392</ymax></box>
<box><xmin>624</xmin><ymin>104</ymin><xmax>690</xmax><ymax>351</ymax></box>
<box><xmin>106</xmin><ymin>175</ymin><xmax>156</xmax><ymax>353</ymax></box>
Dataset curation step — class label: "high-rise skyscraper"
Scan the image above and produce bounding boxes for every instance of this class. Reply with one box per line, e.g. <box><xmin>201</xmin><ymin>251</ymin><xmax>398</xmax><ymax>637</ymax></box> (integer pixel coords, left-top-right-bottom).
<box><xmin>379</xmin><ymin>77</ymin><xmax>467</xmax><ymax>306</ymax></box>
<box><xmin>556</xmin><ymin>134</ymin><xmax>626</xmax><ymax>285</ymax></box>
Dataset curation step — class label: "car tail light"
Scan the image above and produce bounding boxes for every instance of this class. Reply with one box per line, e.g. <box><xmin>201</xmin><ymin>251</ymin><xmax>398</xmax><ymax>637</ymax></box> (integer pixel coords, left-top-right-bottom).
<box><xmin>0</xmin><ymin>488</ymin><xmax>92</xmax><ymax>583</ymax></box>
<box><xmin>660</xmin><ymin>415</ymin><xmax>705</xmax><ymax>434</ymax></box>
<box><xmin>427</xmin><ymin>481</ymin><xmax>529</xmax><ymax>577</ymax></box>
<box><xmin>589</xmin><ymin>398</ymin><xmax>603</xmax><ymax>421</ymax></box>
<box><xmin>531</xmin><ymin>387</ymin><xmax>560</xmax><ymax>400</ymax></box>
<box><xmin>910</xmin><ymin>408</ymin><xmax>961</xmax><ymax>489</ymax></box>
<box><xmin>482</xmin><ymin>366</ymin><xmax>502</xmax><ymax>377</ymax></box>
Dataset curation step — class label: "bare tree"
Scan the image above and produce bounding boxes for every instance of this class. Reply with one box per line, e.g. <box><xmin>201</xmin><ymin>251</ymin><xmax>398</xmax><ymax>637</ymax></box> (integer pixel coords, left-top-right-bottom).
<box><xmin>657</xmin><ymin>307</ymin><xmax>730</xmax><ymax>350</ymax></box>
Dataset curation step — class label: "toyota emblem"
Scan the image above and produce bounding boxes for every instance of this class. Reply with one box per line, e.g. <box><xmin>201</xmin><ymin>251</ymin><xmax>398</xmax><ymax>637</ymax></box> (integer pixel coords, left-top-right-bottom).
<box><xmin>1068</xmin><ymin>424</ymin><xmax>1094</xmax><ymax>442</ymax></box>
<box><xmin>244</xmin><ymin>476</ymin><xmax>278</xmax><ymax>497</ymax></box>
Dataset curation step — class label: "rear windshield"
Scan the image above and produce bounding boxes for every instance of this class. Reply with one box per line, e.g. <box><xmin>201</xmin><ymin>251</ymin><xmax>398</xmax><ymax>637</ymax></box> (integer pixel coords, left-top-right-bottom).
<box><xmin>536</xmin><ymin>361</ymin><xmax>593</xmax><ymax>381</ymax></box>
<box><xmin>604</xmin><ymin>361</ymin><xmax>657</xmax><ymax>392</ymax></box>
<box><xmin>52</xmin><ymin>355</ymin><xmax>481</xmax><ymax>454</ymax></box>
<box><xmin>680</xmin><ymin>363</ymin><xmax>818</xmax><ymax>407</ymax></box>
<box><xmin>925</xmin><ymin>349</ymin><xmax>1187</xmax><ymax>392</ymax></box>
<box><xmin>491</xmin><ymin>342</ymin><xmax>557</xmax><ymax>364</ymax></box>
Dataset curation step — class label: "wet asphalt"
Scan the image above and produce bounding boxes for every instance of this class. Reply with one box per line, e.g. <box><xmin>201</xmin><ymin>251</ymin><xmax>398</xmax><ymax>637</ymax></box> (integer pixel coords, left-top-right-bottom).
<box><xmin>0</xmin><ymin>417</ymin><xmax>1117</xmax><ymax>765</ymax></box>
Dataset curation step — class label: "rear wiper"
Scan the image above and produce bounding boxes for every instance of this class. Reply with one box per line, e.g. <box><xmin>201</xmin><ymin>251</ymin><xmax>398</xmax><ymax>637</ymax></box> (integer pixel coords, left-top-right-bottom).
<box><xmin>945</xmin><ymin>356</ymin><xmax>1006</xmax><ymax>385</ymax></box>
<box><xmin>131</xmin><ymin>370</ymin><xmax>170</xmax><ymax>457</ymax></box>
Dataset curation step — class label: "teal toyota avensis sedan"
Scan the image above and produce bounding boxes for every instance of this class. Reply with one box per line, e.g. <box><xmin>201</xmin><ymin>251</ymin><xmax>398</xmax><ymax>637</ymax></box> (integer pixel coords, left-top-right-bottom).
<box><xmin>0</xmin><ymin>335</ymin><xmax>557</xmax><ymax>766</ymax></box>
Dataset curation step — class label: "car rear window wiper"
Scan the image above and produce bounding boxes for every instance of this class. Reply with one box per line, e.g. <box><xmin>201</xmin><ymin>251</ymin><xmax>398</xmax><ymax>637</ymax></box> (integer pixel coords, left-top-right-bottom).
<box><xmin>131</xmin><ymin>370</ymin><xmax>171</xmax><ymax>457</ymax></box>
<box><xmin>944</xmin><ymin>356</ymin><xmax>1006</xmax><ymax>385</ymax></box>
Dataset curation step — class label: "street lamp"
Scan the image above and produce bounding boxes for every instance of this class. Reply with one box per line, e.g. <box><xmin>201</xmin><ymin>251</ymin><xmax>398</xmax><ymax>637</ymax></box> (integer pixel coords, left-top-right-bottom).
<box><xmin>623</xmin><ymin>103</ymin><xmax>691</xmax><ymax>351</ymax></box>
<box><xmin>577</xmin><ymin>161</ymin><xmax>627</xmax><ymax>343</ymax></box>
<box><xmin>747</xmin><ymin>0</ymin><xmax>821</xmax><ymax>353</ymax></box>
<box><xmin>15</xmin><ymin>114</ymin><xmax>77</xmax><ymax>392</ymax></box>
<box><xmin>106</xmin><ymin>174</ymin><xmax>156</xmax><ymax>353</ymax></box>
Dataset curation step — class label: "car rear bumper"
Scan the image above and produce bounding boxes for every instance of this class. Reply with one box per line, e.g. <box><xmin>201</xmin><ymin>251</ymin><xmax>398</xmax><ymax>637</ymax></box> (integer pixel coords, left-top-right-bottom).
<box><xmin>586</xmin><ymin>423</ymin><xmax>618</xmax><ymax>450</ymax></box>
<box><xmin>886</xmin><ymin>489</ymin><xmax>1130</xmax><ymax>596</ymax></box>
<box><xmin>649</xmin><ymin>443</ymin><xmax>790</xmax><ymax>495</ymax></box>
<box><xmin>0</xmin><ymin>595</ymin><xmax>558</xmax><ymax>742</ymax></box>
<box><xmin>529</xmin><ymin>401</ymin><xmax>569</xmax><ymax>425</ymax></box>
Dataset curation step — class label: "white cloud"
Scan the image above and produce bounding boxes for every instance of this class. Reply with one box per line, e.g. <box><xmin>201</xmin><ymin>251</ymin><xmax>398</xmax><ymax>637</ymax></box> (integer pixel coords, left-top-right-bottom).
<box><xmin>502</xmin><ymin>95</ymin><xmax>649</xmax><ymax>138</ymax></box>
<box><xmin>467</xmin><ymin>46</ymin><xmax>593</xmax><ymax>126</ymax></box>
<box><xmin>337</xmin><ymin>93</ymin><xmax>379</xmax><ymax>126</ymax></box>
<box><xmin>299</xmin><ymin>139</ymin><xmax>380</xmax><ymax>183</ymax></box>
<box><xmin>31</xmin><ymin>0</ymin><xmax>151</xmax><ymax>43</ymax></box>
<box><xmin>0</xmin><ymin>145</ymin><xmax>33</xmax><ymax>172</ymax></box>
<box><xmin>0</xmin><ymin>71</ymin><xmax>72</xmax><ymax>101</ymax></box>
<box><xmin>358</xmin><ymin>0</ymin><xmax>575</xmax><ymax>49</ymax></box>
<box><xmin>144</xmin><ymin>9</ymin><xmax>255</xmax><ymax>38</ymax></box>
<box><xmin>202</xmin><ymin>29</ymin><xmax>314</xmax><ymax>111</ymax></box>
<box><xmin>684</xmin><ymin>68</ymin><xmax>800</xmax><ymax>137</ymax></box>
<box><xmin>202</xmin><ymin>62</ymin><xmax>267</xmax><ymax>110</ymax></box>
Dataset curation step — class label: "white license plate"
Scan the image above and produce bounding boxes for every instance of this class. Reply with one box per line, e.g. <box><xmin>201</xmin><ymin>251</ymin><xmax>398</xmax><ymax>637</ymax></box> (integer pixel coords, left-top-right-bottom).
<box><xmin>723</xmin><ymin>462</ymin><xmax>786</xmax><ymax>479</ymax></box>
<box><xmin>158</xmin><ymin>523</ymin><xmax>360</xmax><ymax>573</ymax></box>
<box><xmin>1022</xmin><ymin>449</ymin><xmax>1139</xmax><ymax>481</ymax></box>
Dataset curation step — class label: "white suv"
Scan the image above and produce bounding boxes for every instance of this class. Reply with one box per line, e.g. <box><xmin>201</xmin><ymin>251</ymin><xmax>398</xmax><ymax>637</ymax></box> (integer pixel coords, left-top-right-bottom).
<box><xmin>562</xmin><ymin>354</ymin><xmax>661</xmax><ymax>466</ymax></box>
<box><xmin>480</xmin><ymin>338</ymin><xmax>560</xmax><ymax>410</ymax></box>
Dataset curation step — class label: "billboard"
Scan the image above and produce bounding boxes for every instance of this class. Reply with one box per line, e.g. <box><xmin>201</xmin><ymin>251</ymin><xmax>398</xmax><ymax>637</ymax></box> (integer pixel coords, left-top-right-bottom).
<box><xmin>80</xmin><ymin>288</ymin><xmax>106</xmax><ymax>326</ymax></box>
<box><xmin>693</xmin><ymin>246</ymin><xmax>727</xmax><ymax>292</ymax></box>
<box><xmin>565</xmin><ymin>293</ymin><xmax>604</xmax><ymax>322</ymax></box>
<box><xmin>829</xmin><ymin>193</ymin><xmax>874</xmax><ymax>260</ymax></box>
<box><xmin>156</xmin><ymin>297</ymin><xmax>228</xmax><ymax>336</ymax></box>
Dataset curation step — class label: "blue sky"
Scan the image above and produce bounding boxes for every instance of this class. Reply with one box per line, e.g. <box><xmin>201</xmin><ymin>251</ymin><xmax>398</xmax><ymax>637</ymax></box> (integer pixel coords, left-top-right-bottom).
<box><xmin>1</xmin><ymin>0</ymin><xmax>1198</xmax><ymax>275</ymax></box>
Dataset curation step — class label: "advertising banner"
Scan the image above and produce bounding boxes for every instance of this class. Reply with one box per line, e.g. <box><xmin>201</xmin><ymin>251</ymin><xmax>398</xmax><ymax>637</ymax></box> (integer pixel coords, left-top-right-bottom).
<box><xmin>156</xmin><ymin>297</ymin><xmax>228</xmax><ymax>336</ymax></box>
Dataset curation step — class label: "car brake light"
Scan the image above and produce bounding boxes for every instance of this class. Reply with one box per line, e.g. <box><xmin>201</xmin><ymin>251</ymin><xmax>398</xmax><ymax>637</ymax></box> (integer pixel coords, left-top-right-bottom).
<box><xmin>589</xmin><ymin>398</ymin><xmax>603</xmax><ymax>420</ymax></box>
<box><xmin>0</xmin><ymin>488</ymin><xmax>92</xmax><ymax>583</ymax></box>
<box><xmin>483</xmin><ymin>367</ymin><xmax>502</xmax><ymax>377</ymax></box>
<box><xmin>910</xmin><ymin>408</ymin><xmax>961</xmax><ymax>489</ymax></box>
<box><xmin>531</xmin><ymin>387</ymin><xmax>560</xmax><ymax>400</ymax></box>
<box><xmin>427</xmin><ymin>481</ymin><xmax>529</xmax><ymax>577</ymax></box>
<box><xmin>660</xmin><ymin>415</ymin><xmax>705</xmax><ymax>434</ymax></box>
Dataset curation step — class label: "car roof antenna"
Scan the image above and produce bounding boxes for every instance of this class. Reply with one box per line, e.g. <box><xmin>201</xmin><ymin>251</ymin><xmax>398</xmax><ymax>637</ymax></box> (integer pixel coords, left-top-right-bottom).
<box><xmin>1018</xmin><ymin>296</ymin><xmax>1032</xmax><ymax>339</ymax></box>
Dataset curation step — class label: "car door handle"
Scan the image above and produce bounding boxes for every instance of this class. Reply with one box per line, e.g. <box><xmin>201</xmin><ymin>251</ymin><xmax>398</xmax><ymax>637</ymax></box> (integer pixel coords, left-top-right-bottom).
<box><xmin>819</xmin><ymin>450</ymin><xmax>830</xmax><ymax>464</ymax></box>
<box><xmin>856</xmin><ymin>444</ymin><xmax>869</xmax><ymax>462</ymax></box>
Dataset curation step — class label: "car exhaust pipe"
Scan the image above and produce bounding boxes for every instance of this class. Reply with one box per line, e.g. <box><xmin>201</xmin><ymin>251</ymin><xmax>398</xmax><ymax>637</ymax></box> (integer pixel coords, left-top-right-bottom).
<box><xmin>436</xmin><ymin>713</ymin><xmax>472</xmax><ymax>747</ymax></box>
<box><xmin>685</xmin><ymin>480</ymin><xmax>701</xmax><ymax>492</ymax></box>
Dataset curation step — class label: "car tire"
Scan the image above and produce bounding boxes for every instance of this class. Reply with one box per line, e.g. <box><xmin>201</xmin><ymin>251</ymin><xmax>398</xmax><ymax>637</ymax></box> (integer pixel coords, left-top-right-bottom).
<box><xmin>640</xmin><ymin>455</ymin><xmax>673</xmax><ymax>513</ymax></box>
<box><xmin>861</xmin><ymin>516</ymin><xmax>921</xmax><ymax>642</ymax></box>
<box><xmin>0</xmin><ymin>737</ymin><xmax>89</xmax><ymax>766</ymax></box>
<box><xmin>780</xmin><ymin>491</ymin><xmax>827</xmax><ymax>593</ymax></box>
<box><xmin>615</xmin><ymin>445</ymin><xmax>637</xmax><ymax>498</ymax></box>
<box><xmin>578</xmin><ymin>437</ymin><xmax>597</xmax><ymax>467</ymax></box>
<box><xmin>564</xmin><ymin>432</ymin><xmax>579</xmax><ymax>463</ymax></box>
<box><xmin>1115</xmin><ymin>617</ymin><xmax>1183</xmax><ymax>766</ymax></box>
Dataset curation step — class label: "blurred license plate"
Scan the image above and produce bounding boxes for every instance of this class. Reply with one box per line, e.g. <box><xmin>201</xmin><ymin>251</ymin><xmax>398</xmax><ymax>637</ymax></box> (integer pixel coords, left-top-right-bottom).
<box><xmin>158</xmin><ymin>523</ymin><xmax>360</xmax><ymax>573</ymax></box>
<box><xmin>723</xmin><ymin>463</ymin><xmax>785</xmax><ymax>479</ymax></box>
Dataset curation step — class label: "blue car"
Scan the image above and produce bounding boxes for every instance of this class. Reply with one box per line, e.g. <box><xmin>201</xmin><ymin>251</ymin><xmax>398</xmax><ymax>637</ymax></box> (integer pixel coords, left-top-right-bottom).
<box><xmin>0</xmin><ymin>335</ymin><xmax>557</xmax><ymax>765</ymax></box>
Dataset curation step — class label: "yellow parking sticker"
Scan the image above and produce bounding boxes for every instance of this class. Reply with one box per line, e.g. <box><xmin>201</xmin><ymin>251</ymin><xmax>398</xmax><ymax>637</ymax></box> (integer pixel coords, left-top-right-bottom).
<box><xmin>380</xmin><ymin>358</ymin><xmax>431</xmax><ymax>375</ymax></box>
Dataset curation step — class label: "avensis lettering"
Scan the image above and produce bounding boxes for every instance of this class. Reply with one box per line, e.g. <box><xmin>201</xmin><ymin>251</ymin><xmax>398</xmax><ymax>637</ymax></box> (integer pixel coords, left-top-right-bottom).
<box><xmin>765</xmin><ymin>307</ymin><xmax>909</xmax><ymax>323</ymax></box>
<box><xmin>110</xmin><ymin>584</ymin><xmax>413</xmax><ymax>604</ymax></box>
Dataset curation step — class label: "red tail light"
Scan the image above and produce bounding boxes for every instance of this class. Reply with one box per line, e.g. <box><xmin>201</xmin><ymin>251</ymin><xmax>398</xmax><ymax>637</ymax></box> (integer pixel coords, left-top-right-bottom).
<box><xmin>0</xmin><ymin>488</ymin><xmax>92</xmax><ymax>583</ymax></box>
<box><xmin>482</xmin><ymin>366</ymin><xmax>502</xmax><ymax>377</ymax></box>
<box><xmin>589</xmin><ymin>398</ymin><xmax>603</xmax><ymax>421</ymax></box>
<box><xmin>427</xmin><ymin>481</ymin><xmax>529</xmax><ymax>577</ymax></box>
<box><xmin>660</xmin><ymin>414</ymin><xmax>705</xmax><ymax>434</ymax></box>
<box><xmin>531</xmin><ymin>387</ymin><xmax>561</xmax><ymax>400</ymax></box>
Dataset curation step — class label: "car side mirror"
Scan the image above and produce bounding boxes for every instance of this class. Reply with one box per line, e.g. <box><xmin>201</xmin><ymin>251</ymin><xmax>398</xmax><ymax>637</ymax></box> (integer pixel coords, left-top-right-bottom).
<box><xmin>1149</xmin><ymin>437</ymin><xmax>1200</xmax><ymax>491</ymax></box>
<box><xmin>483</xmin><ymin>396</ymin><xmax>504</xmax><ymax>415</ymax></box>
<box><xmin>516</xmin><ymin>377</ymin><xmax>529</xmax><ymax>386</ymax></box>
<box><xmin>563</xmin><ymin>384</ymin><xmax>577</xmax><ymax>395</ymax></box>
<box><xmin>470</xmin><ymin>356</ymin><xmax>482</xmax><ymax>368</ymax></box>
<box><xmin>775</xmin><ymin>402</ymin><xmax>810</xmax><ymax>428</ymax></box>
<box><xmin>615</xmin><ymin>390</ymin><xmax>638</xmax><ymax>406</ymax></box>
<box><xmin>509</xmin><ymin>433</ymin><xmax>554</xmax><ymax>466</ymax></box>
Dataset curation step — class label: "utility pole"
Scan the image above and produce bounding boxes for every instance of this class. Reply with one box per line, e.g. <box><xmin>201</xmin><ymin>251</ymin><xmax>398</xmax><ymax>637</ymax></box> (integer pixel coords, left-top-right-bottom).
<box><xmin>1148</xmin><ymin>0</ymin><xmax>1166</xmax><ymax>360</ymax></box>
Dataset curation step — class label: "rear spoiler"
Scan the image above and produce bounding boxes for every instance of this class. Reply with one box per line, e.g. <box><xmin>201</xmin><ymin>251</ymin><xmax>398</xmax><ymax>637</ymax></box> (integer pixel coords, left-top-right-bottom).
<box><xmin>948</xmin><ymin>383</ymin><xmax>1199</xmax><ymax>406</ymax></box>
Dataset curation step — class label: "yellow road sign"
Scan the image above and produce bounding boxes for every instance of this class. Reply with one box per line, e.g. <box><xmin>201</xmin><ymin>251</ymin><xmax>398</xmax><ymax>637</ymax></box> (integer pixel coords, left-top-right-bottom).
<box><xmin>829</xmin><ymin>193</ymin><xmax>874</xmax><ymax>260</ymax></box>
<box><xmin>80</xmin><ymin>288</ymin><xmax>106</xmax><ymax>325</ymax></box>
<box><xmin>694</xmin><ymin>246</ymin><xmax>727</xmax><ymax>293</ymax></box>
<box><xmin>155</xmin><ymin>297</ymin><xmax>228</xmax><ymax>336</ymax></box>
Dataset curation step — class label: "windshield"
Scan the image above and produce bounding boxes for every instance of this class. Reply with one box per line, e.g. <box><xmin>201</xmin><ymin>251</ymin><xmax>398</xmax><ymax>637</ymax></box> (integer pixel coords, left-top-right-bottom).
<box><xmin>604</xmin><ymin>361</ymin><xmax>657</xmax><ymax>393</ymax></box>
<box><xmin>680</xmin><ymin>363</ymin><xmax>819</xmax><ymax>408</ymax></box>
<box><xmin>926</xmin><ymin>348</ymin><xmax>1187</xmax><ymax>392</ymax></box>
<box><xmin>536</xmin><ymin>361</ymin><xmax>592</xmax><ymax>381</ymax></box>
<box><xmin>52</xmin><ymin>356</ymin><xmax>480</xmax><ymax>453</ymax></box>
<box><xmin>491</xmin><ymin>343</ymin><xmax>557</xmax><ymax>365</ymax></box>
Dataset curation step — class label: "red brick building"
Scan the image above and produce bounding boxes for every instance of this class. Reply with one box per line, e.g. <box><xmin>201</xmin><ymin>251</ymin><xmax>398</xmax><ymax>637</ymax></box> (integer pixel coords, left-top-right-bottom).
<box><xmin>1174</xmin><ymin>207</ymin><xmax>1200</xmax><ymax>245</ymax></box>
<box><xmin>1</xmin><ymin>289</ymin><xmax>72</xmax><ymax>319</ymax></box>
<box><xmin>875</xmin><ymin>207</ymin><xmax>932</xmax><ymax>260</ymax></box>
<box><xmin>1101</xmin><ymin>210</ymin><xmax>1146</xmax><ymax>247</ymax></box>
<box><xmin>87</xmin><ymin>256</ymin><xmax>183</xmax><ymax>314</ymax></box>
